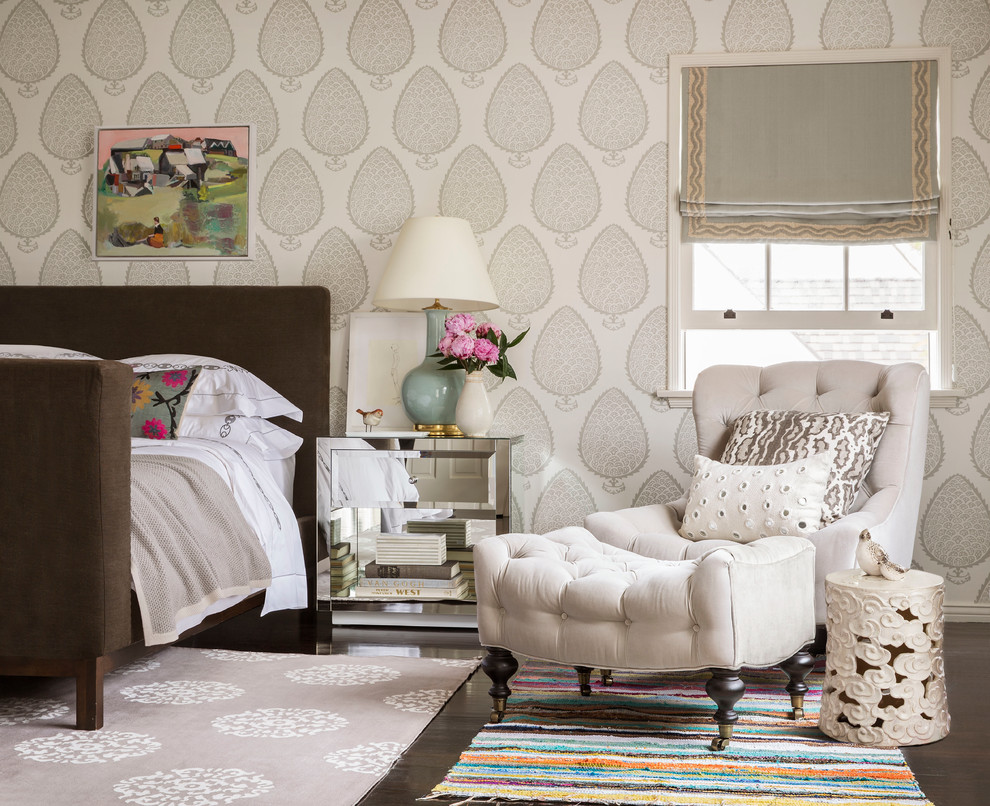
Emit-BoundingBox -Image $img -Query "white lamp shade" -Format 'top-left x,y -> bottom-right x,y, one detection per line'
373,216 -> 499,311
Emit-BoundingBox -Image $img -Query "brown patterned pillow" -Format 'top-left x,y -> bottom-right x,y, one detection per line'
719,410 -> 890,524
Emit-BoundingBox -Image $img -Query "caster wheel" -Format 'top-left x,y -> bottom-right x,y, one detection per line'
489,710 -> 504,723
709,736 -> 730,752
792,707 -> 805,721
601,673 -> 614,687
580,684 -> 592,697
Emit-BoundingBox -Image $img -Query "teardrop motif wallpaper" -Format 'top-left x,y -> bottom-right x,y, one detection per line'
2,0 -> 990,614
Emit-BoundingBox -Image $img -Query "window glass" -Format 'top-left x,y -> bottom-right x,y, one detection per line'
769,244 -> 844,310
692,243 -> 765,311
848,243 -> 924,311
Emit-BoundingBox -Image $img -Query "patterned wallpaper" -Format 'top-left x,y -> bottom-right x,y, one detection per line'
2,0 -> 990,613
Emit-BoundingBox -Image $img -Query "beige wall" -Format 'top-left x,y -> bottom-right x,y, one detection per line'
2,0 -> 989,614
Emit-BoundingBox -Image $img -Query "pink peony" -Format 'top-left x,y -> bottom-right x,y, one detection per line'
449,334 -> 475,360
142,418 -> 168,439
473,339 -> 500,364
161,370 -> 188,388
476,322 -> 501,339
444,313 -> 477,336
437,334 -> 455,356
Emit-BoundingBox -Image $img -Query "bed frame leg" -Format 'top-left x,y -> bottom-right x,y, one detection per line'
76,657 -> 107,730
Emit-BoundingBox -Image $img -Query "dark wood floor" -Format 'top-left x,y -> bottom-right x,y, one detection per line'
179,612 -> 989,806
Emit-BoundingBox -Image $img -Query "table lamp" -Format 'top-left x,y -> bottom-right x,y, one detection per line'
373,216 -> 499,435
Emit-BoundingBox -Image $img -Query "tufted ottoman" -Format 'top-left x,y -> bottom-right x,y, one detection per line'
475,526 -> 817,750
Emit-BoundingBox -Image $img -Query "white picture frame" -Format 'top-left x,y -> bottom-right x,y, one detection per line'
346,311 -> 427,434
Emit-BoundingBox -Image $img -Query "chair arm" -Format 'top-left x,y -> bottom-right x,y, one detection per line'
703,536 -> 818,666
584,499 -> 687,548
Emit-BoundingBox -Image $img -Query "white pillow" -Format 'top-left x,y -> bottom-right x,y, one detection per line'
179,414 -> 304,459
122,354 -> 302,421
678,452 -> 832,544
0,344 -> 99,359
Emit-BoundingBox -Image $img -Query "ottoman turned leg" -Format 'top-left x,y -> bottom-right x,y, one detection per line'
779,646 -> 815,720
706,668 -> 745,751
482,647 -> 519,723
575,665 -> 594,696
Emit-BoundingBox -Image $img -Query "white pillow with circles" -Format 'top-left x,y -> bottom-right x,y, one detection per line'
678,452 -> 832,544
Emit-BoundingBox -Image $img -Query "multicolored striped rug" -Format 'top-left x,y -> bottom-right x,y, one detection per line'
426,660 -> 933,805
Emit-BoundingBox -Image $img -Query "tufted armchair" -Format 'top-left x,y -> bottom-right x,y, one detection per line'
585,361 -> 930,626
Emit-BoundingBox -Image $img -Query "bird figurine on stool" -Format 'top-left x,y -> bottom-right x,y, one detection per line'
856,529 -> 908,581
356,408 -> 383,432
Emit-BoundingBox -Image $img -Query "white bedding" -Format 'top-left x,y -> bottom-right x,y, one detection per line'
131,437 -> 307,634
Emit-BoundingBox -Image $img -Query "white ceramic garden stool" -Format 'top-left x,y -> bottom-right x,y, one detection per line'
819,569 -> 949,747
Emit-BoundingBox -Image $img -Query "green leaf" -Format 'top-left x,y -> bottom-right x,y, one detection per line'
505,328 -> 529,348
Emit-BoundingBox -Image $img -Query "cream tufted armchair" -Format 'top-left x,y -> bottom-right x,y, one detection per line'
585,361 -> 930,629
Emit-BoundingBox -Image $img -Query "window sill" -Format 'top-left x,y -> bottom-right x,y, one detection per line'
655,388 -> 964,409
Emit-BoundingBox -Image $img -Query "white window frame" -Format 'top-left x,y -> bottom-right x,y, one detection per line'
664,47 -> 957,406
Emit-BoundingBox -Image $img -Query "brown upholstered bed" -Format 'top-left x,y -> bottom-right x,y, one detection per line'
0,286 -> 331,729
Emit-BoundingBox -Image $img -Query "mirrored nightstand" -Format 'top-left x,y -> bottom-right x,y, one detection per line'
316,435 -> 522,627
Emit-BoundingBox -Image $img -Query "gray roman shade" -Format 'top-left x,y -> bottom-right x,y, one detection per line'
680,60 -> 939,243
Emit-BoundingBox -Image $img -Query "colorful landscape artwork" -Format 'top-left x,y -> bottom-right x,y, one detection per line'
93,125 -> 253,260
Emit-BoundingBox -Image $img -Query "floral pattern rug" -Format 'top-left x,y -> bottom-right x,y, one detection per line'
0,647 -> 479,805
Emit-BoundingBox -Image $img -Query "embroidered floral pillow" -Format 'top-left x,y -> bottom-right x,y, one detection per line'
130,367 -> 202,440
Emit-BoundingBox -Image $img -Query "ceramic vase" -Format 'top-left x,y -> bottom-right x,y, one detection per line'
401,307 -> 464,432
455,371 -> 493,437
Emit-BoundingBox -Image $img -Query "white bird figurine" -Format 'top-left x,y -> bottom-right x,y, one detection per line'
356,408 -> 383,431
856,529 -> 908,581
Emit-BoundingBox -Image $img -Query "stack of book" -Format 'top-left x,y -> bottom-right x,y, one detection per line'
374,533 -> 447,565
445,545 -> 476,599
329,541 -> 357,595
319,517 -> 342,556
354,559 -> 467,599
352,531 -> 467,599
407,518 -> 473,549
402,519 -> 476,597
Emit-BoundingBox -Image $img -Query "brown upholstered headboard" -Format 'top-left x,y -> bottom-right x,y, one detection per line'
0,285 -> 330,518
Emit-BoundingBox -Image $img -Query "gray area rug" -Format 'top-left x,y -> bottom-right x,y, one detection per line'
0,647 -> 480,805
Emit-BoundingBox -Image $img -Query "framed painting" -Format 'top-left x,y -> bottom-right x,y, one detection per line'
93,124 -> 254,260
346,312 -> 427,435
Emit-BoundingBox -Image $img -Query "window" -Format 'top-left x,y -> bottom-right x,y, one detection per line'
666,49 -> 953,397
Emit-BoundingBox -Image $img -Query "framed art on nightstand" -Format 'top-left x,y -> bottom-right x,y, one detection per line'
345,311 -> 427,434
92,124 -> 255,260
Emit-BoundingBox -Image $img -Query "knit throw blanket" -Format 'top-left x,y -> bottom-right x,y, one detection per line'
130,455 -> 272,645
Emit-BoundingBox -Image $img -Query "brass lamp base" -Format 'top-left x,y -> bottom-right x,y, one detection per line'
413,423 -> 464,437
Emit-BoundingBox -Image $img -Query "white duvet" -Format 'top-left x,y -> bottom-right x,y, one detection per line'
131,436 -> 308,634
